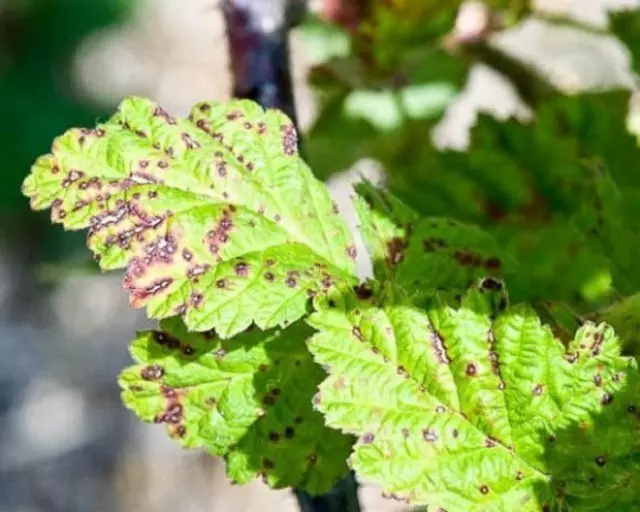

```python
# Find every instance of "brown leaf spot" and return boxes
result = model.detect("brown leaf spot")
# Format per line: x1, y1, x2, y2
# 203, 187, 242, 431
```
284, 427, 295, 439
484, 257, 502, 270
354, 283, 374, 300
352, 326, 364, 341
153, 331, 181, 350
595, 455, 606, 467
234, 262, 249, 276
280, 123, 297, 155
127, 277, 175, 304
285, 271, 298, 288
216, 278, 228, 289
422, 428, 438, 442
465, 363, 477, 376
141, 364, 164, 380
601, 393, 613, 405
345, 245, 357, 260
479, 277, 503, 291
533, 384, 544, 396
593, 374, 603, 387
386, 237, 405, 266
262, 395, 275, 406
264, 272, 275, 282
262, 459, 275, 470
156, 403, 183, 425
479, 485, 489, 495
430, 329, 450, 365
268, 432, 280, 442
361, 432, 375, 444
454, 251, 481, 267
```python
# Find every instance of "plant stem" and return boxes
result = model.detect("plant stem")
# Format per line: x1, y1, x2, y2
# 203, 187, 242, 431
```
222, 0, 299, 126
293, 473, 361, 512
222, 1, 361, 511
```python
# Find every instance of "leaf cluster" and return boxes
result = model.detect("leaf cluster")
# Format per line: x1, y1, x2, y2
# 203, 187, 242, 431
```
20, 4, 640, 511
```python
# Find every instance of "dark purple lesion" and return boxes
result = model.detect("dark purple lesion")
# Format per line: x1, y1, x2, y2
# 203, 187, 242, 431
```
125, 276, 175, 306
486, 329, 506, 390
280, 123, 298, 156
429, 328, 450, 365
153, 105, 178, 125
386, 237, 406, 267
154, 386, 185, 426
206, 209, 235, 259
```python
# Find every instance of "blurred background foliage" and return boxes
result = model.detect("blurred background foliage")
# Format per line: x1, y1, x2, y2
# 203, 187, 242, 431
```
3, 0, 640, 511
304, 1, 640, 312
0, 0, 130, 264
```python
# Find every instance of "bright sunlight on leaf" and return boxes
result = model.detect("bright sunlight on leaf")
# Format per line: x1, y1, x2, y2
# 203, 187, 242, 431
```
307, 280, 640, 510
120, 317, 352, 493
22, 97, 358, 337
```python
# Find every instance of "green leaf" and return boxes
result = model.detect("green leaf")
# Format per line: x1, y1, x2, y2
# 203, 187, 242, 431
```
354, 181, 513, 295
384, 91, 640, 303
119, 317, 352, 494
307, 281, 640, 510
589, 293, 640, 358
610, 8, 640, 76
22, 97, 358, 337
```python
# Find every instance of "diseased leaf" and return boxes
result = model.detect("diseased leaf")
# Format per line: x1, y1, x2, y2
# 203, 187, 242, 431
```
589, 293, 640, 358
354, 181, 513, 296
307, 281, 640, 510
119, 318, 352, 494
383, 91, 640, 303
22, 97, 357, 337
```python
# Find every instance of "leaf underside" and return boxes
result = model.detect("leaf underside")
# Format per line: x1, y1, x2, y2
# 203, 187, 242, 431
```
307, 281, 640, 510
119, 318, 352, 494
22, 97, 357, 338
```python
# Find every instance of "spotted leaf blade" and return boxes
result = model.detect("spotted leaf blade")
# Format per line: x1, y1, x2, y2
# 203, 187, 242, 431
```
119, 318, 352, 494
22, 97, 357, 337
354, 182, 513, 296
306, 281, 640, 510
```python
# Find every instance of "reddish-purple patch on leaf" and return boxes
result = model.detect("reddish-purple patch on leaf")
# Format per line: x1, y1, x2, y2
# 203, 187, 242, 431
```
280, 123, 297, 156
140, 364, 164, 380
386, 237, 405, 266
125, 276, 174, 307
429, 328, 450, 365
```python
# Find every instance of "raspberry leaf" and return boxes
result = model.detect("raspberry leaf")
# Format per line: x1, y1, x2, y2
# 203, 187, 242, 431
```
22, 97, 357, 337
119, 317, 352, 494
307, 281, 640, 509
